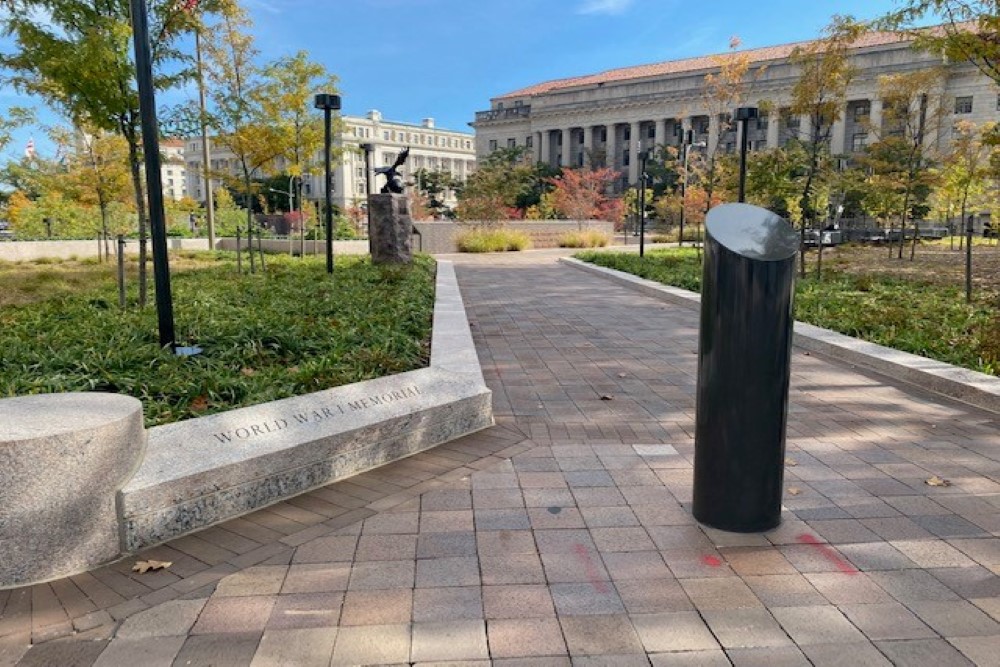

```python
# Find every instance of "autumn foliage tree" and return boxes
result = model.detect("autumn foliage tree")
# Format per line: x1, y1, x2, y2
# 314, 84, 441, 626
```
546, 168, 620, 225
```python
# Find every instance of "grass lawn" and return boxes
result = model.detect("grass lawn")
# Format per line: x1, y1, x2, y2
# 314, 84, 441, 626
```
0, 251, 436, 426
576, 245, 999, 377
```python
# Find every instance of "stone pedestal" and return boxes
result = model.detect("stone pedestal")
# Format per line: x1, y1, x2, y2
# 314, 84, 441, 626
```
1, 393, 146, 588
370, 193, 413, 264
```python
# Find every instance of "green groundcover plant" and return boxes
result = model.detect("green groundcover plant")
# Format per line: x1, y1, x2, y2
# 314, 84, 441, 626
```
0, 252, 435, 426
576, 248, 998, 376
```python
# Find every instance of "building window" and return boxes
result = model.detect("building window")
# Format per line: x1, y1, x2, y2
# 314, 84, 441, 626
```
600, 128, 607, 142
526, 135, 533, 148
647, 125, 655, 139
851, 132, 868, 152
488, 139, 497, 152
507, 138, 516, 148
356, 167, 364, 178
955, 96, 973, 114
854, 104, 870, 121
622, 150, 630, 166
757, 115, 769, 131
623, 126, 631, 141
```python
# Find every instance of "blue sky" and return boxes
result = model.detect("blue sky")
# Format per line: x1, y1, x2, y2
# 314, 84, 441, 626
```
2, 0, 906, 162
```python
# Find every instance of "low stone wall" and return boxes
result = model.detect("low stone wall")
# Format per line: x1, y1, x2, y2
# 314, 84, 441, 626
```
0, 260, 492, 585
413, 220, 615, 254
215, 238, 370, 256
0, 238, 371, 262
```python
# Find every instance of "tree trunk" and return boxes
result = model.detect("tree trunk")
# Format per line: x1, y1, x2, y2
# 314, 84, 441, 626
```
244, 172, 255, 274
99, 199, 110, 263
123, 122, 149, 307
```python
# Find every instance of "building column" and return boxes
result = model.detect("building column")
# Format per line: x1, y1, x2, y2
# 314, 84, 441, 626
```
583, 125, 594, 168
655, 119, 667, 149
605, 123, 617, 171
560, 128, 571, 167
707, 114, 720, 156
535, 131, 543, 163
682, 116, 692, 144
629, 121, 641, 184
767, 111, 780, 148
799, 114, 812, 142
869, 99, 882, 140
830, 111, 846, 155
540, 130, 551, 166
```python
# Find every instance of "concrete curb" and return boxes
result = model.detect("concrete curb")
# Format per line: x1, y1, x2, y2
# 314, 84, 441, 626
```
561, 256, 1000, 415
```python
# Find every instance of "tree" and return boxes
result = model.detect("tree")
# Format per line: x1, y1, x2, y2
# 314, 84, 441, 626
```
457, 146, 546, 221
699, 37, 764, 212
547, 168, 620, 226
0, 106, 31, 153
199, 1, 283, 272
862, 68, 946, 260
1, 0, 205, 303
413, 168, 459, 218
787, 16, 863, 275
257, 51, 339, 225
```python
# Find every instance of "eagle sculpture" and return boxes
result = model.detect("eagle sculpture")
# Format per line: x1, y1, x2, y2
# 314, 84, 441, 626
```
375, 146, 410, 194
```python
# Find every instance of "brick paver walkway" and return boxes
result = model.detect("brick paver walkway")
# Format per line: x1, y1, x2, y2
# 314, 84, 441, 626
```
3, 249, 1000, 666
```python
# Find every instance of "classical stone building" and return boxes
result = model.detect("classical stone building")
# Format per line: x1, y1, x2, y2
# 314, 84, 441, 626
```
472, 27, 998, 190
184, 111, 476, 213
160, 139, 187, 202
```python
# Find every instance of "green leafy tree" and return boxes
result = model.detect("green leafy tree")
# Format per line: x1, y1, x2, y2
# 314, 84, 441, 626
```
0, 105, 31, 153
0, 0, 205, 303
413, 168, 460, 218
457, 146, 543, 220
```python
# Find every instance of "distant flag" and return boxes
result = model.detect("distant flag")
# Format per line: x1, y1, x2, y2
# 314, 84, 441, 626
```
24, 137, 35, 159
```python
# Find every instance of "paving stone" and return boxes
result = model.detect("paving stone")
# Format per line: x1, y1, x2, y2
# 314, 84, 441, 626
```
559, 614, 643, 655
930, 566, 1000, 598
771, 606, 867, 645
799, 642, 892, 666
477, 530, 538, 556
600, 551, 671, 580
804, 572, 893, 604
528, 507, 587, 530
909, 599, 1000, 636
578, 506, 640, 528
662, 548, 734, 579
340, 588, 411, 626
361, 511, 419, 535
949, 636, 1000, 666
549, 582, 624, 616
17, 640, 109, 667
418, 531, 478, 558
480, 554, 546, 585
249, 627, 336, 666
522, 489, 576, 508
473, 488, 526, 509
421, 489, 473, 511
839, 602, 936, 641
114, 598, 207, 639
214, 566, 287, 597
720, 547, 798, 576
867, 569, 961, 602
701, 609, 792, 648
589, 527, 656, 552
742, 574, 827, 607
487, 618, 566, 658
413, 586, 483, 622
632, 611, 720, 652
292, 535, 358, 563
191, 596, 275, 634
172, 632, 261, 667
680, 577, 762, 611
875, 638, 975, 666
476, 509, 531, 530
614, 578, 694, 613
330, 623, 410, 666
355, 534, 418, 561
347, 560, 415, 590
411, 619, 488, 662
725, 646, 811, 666
541, 550, 610, 584
483, 585, 556, 619
416, 556, 481, 587
266, 592, 343, 630
281, 563, 350, 594
835, 542, 918, 571
421, 510, 475, 533
92, 636, 186, 667
890, 539, 978, 568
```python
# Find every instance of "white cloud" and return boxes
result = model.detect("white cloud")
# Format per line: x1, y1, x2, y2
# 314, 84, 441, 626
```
576, 0, 633, 15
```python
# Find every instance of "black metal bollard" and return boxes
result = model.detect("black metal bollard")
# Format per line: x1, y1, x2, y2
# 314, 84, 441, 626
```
692, 203, 799, 532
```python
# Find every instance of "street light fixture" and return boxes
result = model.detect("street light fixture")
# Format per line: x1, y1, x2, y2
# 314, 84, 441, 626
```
314, 93, 342, 274
735, 107, 759, 203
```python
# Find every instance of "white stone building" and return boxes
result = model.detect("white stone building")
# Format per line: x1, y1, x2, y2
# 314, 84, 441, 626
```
183, 111, 476, 213
471, 26, 999, 190
160, 139, 187, 202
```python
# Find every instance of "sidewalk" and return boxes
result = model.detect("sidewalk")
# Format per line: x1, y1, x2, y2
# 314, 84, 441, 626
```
4, 249, 999, 666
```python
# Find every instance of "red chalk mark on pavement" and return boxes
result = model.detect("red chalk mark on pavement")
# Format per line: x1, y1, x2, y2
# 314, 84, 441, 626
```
573, 543, 611, 594
701, 555, 723, 567
797, 533, 858, 574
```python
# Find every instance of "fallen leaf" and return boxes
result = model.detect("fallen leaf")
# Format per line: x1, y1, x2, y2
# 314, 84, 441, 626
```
600, 395, 614, 401
925, 476, 951, 487
787, 487, 802, 496
241, 367, 256, 376
617, 373, 628, 378
784, 458, 798, 466
287, 366, 299, 374
190, 395, 209, 412
132, 560, 172, 574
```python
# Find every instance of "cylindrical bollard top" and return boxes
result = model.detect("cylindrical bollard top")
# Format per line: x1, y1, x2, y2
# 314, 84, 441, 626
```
705, 203, 799, 261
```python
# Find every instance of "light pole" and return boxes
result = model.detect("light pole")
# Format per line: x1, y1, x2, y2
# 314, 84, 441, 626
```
314, 93, 341, 274
639, 147, 649, 258
735, 107, 759, 203
360, 143, 374, 253
680, 136, 707, 247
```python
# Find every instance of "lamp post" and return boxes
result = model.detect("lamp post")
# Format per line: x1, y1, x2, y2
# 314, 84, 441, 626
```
735, 107, 759, 203
314, 93, 342, 274
129, 0, 176, 352
639, 147, 649, 258
360, 142, 374, 253
680, 136, 707, 248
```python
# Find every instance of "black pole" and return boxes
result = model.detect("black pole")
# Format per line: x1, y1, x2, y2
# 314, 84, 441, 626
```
738, 118, 749, 203
323, 107, 333, 273
965, 214, 974, 303
117, 234, 126, 310
361, 143, 374, 254
639, 151, 647, 258
129, 0, 175, 351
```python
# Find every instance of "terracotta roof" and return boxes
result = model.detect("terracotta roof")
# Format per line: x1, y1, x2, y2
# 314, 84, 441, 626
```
161, 138, 185, 147
497, 28, 918, 100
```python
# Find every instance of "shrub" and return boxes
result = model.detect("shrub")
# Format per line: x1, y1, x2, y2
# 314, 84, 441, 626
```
559, 231, 610, 248
456, 228, 531, 253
